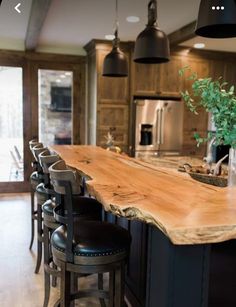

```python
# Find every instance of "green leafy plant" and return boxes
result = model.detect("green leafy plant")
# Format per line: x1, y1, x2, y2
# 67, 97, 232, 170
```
179, 66, 236, 149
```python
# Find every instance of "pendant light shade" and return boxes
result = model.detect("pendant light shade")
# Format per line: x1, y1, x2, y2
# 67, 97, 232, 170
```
102, 0, 128, 77
133, 0, 170, 64
102, 35, 128, 77
195, 0, 236, 38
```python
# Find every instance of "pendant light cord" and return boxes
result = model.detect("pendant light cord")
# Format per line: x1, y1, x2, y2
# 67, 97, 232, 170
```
113, 0, 120, 47
148, 0, 157, 26
115, 0, 118, 37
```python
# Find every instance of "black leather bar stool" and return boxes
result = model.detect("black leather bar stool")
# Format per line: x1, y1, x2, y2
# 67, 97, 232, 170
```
32, 144, 55, 274
38, 149, 61, 307
42, 159, 103, 307
29, 140, 44, 250
49, 160, 131, 307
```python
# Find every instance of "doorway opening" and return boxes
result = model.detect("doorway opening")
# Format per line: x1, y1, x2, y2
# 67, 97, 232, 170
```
38, 69, 73, 145
0, 66, 23, 182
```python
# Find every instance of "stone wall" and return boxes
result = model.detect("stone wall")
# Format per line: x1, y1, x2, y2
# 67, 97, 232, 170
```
38, 69, 73, 145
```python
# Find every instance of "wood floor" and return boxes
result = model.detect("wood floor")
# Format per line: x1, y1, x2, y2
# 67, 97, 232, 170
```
0, 193, 106, 307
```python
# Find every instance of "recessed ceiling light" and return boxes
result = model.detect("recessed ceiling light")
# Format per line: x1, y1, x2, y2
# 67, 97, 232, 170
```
193, 43, 205, 49
126, 16, 140, 23
65, 72, 71, 76
105, 34, 115, 40
56, 79, 61, 83
60, 74, 66, 78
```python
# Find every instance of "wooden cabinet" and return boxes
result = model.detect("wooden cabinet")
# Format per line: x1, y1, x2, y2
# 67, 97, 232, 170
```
85, 41, 131, 152
180, 56, 210, 155
159, 55, 183, 94
132, 54, 183, 96
209, 59, 225, 81
132, 61, 160, 96
224, 61, 236, 88
97, 104, 129, 149
97, 50, 129, 103
85, 40, 236, 158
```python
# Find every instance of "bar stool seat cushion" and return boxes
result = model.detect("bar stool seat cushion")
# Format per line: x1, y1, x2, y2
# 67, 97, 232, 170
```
30, 171, 43, 189
36, 182, 48, 194
36, 183, 54, 205
51, 221, 131, 264
42, 199, 60, 228
42, 199, 56, 216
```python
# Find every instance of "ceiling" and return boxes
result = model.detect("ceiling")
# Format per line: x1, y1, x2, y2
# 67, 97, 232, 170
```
0, 0, 236, 55
0, 0, 32, 50
180, 36, 236, 53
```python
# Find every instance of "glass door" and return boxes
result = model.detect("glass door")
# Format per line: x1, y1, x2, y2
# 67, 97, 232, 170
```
38, 69, 73, 145
0, 66, 24, 183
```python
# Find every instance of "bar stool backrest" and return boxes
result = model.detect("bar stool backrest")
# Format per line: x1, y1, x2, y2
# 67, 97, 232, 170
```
38, 149, 61, 174
49, 160, 103, 262
29, 139, 42, 150
31, 144, 47, 162
49, 160, 81, 195
29, 141, 43, 163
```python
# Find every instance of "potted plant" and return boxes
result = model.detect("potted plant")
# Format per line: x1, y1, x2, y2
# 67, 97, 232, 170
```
179, 66, 236, 186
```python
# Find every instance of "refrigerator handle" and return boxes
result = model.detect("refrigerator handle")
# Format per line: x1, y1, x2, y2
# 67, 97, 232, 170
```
156, 109, 161, 145
160, 108, 165, 144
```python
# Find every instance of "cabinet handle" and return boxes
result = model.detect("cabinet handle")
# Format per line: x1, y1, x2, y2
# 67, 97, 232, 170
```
160, 108, 165, 144
156, 109, 161, 145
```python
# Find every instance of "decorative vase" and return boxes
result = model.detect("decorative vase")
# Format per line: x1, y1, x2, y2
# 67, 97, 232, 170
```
228, 148, 236, 187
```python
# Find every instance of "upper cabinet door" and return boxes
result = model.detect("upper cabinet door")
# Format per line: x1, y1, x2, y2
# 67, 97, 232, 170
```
132, 54, 183, 97
159, 56, 183, 95
97, 50, 130, 104
132, 55, 160, 96
224, 61, 236, 88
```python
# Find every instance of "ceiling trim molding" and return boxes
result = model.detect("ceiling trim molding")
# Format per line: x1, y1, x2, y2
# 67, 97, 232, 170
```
25, 0, 52, 51
168, 21, 197, 46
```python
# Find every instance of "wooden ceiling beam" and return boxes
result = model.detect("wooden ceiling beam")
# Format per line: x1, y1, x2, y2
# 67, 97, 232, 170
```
25, 0, 52, 51
168, 21, 197, 46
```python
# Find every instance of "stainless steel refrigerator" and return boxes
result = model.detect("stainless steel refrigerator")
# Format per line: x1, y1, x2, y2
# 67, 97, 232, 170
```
134, 99, 183, 157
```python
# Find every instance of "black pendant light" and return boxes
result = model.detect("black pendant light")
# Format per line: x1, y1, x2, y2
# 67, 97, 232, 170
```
195, 0, 236, 38
102, 0, 128, 77
133, 0, 170, 64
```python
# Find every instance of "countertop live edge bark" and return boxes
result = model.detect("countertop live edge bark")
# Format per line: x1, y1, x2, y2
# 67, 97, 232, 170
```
51, 145, 236, 245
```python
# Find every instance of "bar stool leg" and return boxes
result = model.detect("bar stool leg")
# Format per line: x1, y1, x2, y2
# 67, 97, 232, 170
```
53, 299, 61, 307
29, 187, 35, 250
60, 263, 71, 307
109, 271, 115, 307
43, 224, 50, 307
35, 203, 43, 273
114, 263, 125, 307
52, 262, 57, 287
70, 273, 76, 307
98, 273, 106, 307
49, 228, 58, 288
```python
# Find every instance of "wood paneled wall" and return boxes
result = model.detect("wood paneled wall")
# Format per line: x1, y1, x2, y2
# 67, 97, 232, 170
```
85, 40, 236, 157
0, 50, 86, 192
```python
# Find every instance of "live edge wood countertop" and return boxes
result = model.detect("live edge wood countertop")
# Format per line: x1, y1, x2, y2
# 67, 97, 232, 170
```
51, 145, 236, 245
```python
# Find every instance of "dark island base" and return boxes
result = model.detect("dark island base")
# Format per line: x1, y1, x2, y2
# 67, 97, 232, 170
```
104, 212, 236, 307
209, 240, 236, 307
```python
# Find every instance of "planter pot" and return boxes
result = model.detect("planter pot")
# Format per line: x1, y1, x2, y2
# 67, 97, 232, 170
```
228, 148, 236, 187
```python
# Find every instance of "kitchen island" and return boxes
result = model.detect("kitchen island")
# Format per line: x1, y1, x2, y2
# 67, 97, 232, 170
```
51, 145, 236, 307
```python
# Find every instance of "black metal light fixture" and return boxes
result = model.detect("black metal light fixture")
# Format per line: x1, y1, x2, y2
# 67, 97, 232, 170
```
133, 0, 170, 64
102, 0, 128, 77
195, 0, 236, 38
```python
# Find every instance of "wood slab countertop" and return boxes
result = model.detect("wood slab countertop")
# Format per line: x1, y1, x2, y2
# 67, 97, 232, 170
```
51, 145, 236, 245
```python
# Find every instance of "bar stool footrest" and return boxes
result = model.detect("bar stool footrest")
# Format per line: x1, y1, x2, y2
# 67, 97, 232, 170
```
71, 289, 109, 300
